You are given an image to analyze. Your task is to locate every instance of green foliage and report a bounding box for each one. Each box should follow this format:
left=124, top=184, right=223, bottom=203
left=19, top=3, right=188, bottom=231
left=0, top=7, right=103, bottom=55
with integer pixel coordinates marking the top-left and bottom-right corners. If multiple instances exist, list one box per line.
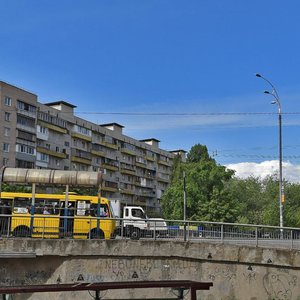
left=162, top=143, right=300, bottom=227
left=161, top=144, right=237, bottom=222
left=187, top=144, right=215, bottom=163
left=1, top=184, right=32, bottom=193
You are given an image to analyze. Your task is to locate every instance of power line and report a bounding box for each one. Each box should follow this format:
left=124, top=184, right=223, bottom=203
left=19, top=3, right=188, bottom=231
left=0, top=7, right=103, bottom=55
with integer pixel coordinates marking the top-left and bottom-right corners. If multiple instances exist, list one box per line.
left=12, top=108, right=300, bottom=116
left=74, top=111, right=300, bottom=116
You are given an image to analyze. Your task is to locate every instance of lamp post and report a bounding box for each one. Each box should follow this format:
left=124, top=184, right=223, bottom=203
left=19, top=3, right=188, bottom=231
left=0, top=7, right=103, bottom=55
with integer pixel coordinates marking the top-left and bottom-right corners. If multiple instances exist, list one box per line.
left=256, top=73, right=284, bottom=229
left=183, top=171, right=186, bottom=222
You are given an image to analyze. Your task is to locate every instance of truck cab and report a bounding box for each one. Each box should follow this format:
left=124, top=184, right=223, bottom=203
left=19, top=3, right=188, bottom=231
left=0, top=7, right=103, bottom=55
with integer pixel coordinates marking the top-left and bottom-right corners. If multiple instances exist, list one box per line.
left=120, top=206, right=168, bottom=240
left=122, top=206, right=149, bottom=239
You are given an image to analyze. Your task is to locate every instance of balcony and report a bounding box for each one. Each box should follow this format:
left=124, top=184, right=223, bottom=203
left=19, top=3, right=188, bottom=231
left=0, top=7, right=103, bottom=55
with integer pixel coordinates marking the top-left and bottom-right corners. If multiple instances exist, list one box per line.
left=71, top=132, right=92, bottom=142
left=36, top=160, right=48, bottom=168
left=121, top=148, right=136, bottom=156
left=136, top=189, right=155, bottom=198
left=38, top=121, right=67, bottom=134
left=91, top=149, right=106, bottom=157
left=17, top=108, right=36, bottom=119
left=36, top=131, right=49, bottom=141
left=120, top=162, right=136, bottom=175
left=102, top=181, right=118, bottom=192
left=98, top=141, right=118, bottom=150
left=71, top=156, right=91, bottom=165
left=157, top=159, right=170, bottom=167
left=36, top=146, right=67, bottom=159
left=134, top=178, right=141, bottom=186
left=16, top=123, right=36, bottom=134
left=102, top=163, right=119, bottom=171
left=120, top=188, right=135, bottom=195
left=121, top=169, right=136, bottom=176
left=145, top=155, right=155, bottom=162
left=157, top=175, right=170, bottom=183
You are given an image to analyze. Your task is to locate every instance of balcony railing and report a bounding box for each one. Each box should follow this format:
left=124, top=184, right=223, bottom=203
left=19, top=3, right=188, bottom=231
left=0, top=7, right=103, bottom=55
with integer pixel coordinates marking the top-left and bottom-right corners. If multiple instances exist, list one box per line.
left=37, top=147, right=67, bottom=159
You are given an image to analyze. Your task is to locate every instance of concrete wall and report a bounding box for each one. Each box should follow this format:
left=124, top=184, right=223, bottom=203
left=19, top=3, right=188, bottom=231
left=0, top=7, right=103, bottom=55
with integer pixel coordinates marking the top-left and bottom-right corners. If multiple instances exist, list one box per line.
left=1, top=239, right=300, bottom=299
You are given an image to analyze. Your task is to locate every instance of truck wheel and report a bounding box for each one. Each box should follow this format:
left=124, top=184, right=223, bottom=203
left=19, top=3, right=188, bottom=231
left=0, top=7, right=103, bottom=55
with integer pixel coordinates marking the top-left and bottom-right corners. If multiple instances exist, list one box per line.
left=130, top=228, right=140, bottom=240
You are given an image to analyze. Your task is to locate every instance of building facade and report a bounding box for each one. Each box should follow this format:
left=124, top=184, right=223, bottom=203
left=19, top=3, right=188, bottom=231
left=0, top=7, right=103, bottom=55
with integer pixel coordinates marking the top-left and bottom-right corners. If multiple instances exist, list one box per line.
left=0, top=81, right=186, bottom=213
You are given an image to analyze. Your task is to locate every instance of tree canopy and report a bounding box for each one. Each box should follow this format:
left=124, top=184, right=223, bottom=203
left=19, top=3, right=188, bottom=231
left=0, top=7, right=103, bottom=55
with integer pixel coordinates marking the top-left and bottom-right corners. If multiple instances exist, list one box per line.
left=161, top=143, right=300, bottom=227
left=161, top=144, right=237, bottom=222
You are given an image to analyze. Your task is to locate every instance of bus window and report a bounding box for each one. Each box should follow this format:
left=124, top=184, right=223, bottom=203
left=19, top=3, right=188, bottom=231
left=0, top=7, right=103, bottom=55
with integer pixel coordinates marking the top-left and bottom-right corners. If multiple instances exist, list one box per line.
left=13, top=197, right=31, bottom=214
left=76, top=200, right=90, bottom=216
left=35, top=199, right=59, bottom=215
left=90, top=204, right=109, bottom=217
left=100, top=205, right=109, bottom=217
left=0, top=199, right=12, bottom=215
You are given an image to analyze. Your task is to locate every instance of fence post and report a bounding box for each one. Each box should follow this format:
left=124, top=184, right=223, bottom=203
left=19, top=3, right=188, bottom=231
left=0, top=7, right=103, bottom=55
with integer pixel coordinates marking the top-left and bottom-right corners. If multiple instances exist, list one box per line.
left=255, top=226, right=258, bottom=247
left=221, top=224, right=224, bottom=243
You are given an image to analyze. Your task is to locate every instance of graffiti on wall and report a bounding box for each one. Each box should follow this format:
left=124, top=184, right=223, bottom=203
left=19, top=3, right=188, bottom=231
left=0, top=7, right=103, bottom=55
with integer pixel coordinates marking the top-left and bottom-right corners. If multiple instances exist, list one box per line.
left=67, top=258, right=199, bottom=283
left=263, top=271, right=297, bottom=300
left=208, top=266, right=236, bottom=282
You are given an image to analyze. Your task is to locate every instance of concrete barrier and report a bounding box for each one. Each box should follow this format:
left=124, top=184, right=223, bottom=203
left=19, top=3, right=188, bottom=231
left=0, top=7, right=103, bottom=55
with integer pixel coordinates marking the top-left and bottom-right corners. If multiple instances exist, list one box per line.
left=1, top=239, right=300, bottom=299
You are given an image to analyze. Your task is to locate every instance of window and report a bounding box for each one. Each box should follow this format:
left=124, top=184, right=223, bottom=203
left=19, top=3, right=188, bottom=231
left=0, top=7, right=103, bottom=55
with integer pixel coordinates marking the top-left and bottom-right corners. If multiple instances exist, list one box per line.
left=2, top=158, right=9, bottom=166
left=34, top=199, right=59, bottom=215
left=73, top=125, right=91, bottom=136
left=16, top=144, right=35, bottom=155
left=4, top=127, right=10, bottom=137
left=38, top=125, right=48, bottom=134
left=38, top=111, right=67, bottom=128
left=13, top=197, right=31, bottom=214
left=37, top=152, right=49, bottom=162
left=3, top=143, right=10, bottom=152
left=4, top=96, right=11, bottom=106
left=17, top=115, right=35, bottom=128
left=15, top=160, right=34, bottom=168
left=4, top=112, right=10, bottom=121
left=17, top=100, right=36, bottom=113
left=131, top=208, right=146, bottom=219
left=17, top=130, right=35, bottom=142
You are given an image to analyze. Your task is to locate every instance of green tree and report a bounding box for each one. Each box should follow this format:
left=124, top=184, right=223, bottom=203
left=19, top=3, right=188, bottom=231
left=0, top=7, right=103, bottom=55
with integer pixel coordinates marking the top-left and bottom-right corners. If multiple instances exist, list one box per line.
left=163, top=143, right=300, bottom=226
left=228, top=176, right=265, bottom=224
left=186, top=144, right=215, bottom=163
left=279, top=181, right=300, bottom=227
left=0, top=183, right=31, bottom=193
left=161, top=145, right=237, bottom=222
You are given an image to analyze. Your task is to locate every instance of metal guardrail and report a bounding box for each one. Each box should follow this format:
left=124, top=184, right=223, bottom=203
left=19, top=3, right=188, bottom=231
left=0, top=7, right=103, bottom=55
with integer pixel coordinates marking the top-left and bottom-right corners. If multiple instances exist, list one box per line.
left=1, top=215, right=300, bottom=250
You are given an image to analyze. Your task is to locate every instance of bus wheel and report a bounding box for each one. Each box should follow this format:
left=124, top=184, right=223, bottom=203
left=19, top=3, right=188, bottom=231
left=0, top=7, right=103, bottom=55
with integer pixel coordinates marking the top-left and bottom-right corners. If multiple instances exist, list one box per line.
left=130, top=228, right=140, bottom=240
left=89, top=229, right=105, bottom=240
left=13, top=226, right=31, bottom=237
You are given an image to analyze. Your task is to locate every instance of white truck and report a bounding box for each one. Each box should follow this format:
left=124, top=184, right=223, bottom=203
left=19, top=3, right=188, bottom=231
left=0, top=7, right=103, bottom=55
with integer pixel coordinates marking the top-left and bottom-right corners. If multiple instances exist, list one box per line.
left=117, top=205, right=168, bottom=240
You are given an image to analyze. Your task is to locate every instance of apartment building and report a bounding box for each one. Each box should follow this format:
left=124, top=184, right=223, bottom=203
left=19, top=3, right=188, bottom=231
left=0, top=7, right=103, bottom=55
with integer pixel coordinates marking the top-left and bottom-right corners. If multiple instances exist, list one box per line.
left=0, top=81, right=186, bottom=213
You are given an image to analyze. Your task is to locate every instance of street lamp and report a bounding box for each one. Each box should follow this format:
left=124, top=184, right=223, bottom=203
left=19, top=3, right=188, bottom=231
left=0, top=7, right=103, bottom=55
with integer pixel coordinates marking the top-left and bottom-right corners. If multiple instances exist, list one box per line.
left=256, top=73, right=284, bottom=229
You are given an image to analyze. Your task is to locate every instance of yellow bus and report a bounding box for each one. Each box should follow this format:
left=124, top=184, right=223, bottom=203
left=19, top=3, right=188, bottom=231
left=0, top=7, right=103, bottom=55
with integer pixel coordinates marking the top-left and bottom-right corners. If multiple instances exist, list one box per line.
left=0, top=192, right=116, bottom=239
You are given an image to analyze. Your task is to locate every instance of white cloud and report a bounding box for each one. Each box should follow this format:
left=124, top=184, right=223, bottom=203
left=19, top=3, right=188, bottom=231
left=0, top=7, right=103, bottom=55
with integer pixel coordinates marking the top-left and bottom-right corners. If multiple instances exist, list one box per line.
left=226, top=160, right=300, bottom=183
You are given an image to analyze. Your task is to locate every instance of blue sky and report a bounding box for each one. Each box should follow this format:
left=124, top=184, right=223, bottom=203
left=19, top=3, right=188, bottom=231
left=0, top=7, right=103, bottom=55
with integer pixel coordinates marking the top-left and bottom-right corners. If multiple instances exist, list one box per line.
left=2, top=0, right=300, bottom=180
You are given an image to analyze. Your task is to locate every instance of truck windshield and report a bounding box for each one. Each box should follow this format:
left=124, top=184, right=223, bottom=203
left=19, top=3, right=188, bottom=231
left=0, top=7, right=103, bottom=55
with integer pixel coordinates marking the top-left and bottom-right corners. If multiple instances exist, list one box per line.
left=132, top=208, right=146, bottom=219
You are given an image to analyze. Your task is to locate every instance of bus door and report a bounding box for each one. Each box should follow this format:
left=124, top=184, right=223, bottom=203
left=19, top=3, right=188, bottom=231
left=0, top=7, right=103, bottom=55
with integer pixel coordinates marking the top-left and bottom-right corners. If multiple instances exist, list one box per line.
left=73, top=200, right=91, bottom=239
left=60, top=201, right=75, bottom=238
left=34, top=199, right=60, bottom=238
left=11, top=197, right=31, bottom=237
left=90, top=202, right=110, bottom=238
left=0, top=198, right=12, bottom=236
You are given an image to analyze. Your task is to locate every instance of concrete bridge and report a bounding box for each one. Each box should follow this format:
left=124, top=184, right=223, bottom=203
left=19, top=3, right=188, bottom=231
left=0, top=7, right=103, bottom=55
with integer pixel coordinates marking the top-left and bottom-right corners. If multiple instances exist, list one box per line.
left=1, top=238, right=300, bottom=300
